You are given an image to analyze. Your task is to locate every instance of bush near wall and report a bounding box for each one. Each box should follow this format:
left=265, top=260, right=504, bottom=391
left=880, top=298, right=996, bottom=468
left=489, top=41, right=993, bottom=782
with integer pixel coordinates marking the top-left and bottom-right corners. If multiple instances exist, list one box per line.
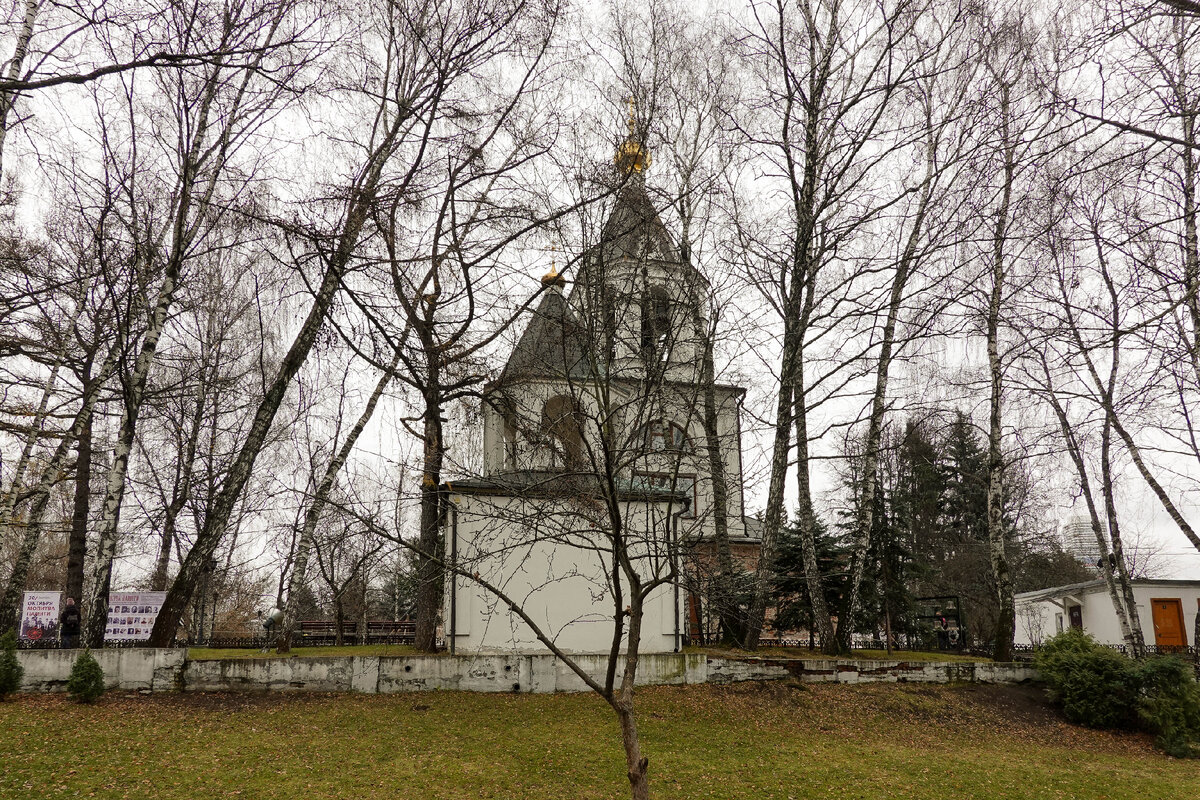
left=1035, top=629, right=1200, bottom=757
left=66, top=650, right=105, bottom=704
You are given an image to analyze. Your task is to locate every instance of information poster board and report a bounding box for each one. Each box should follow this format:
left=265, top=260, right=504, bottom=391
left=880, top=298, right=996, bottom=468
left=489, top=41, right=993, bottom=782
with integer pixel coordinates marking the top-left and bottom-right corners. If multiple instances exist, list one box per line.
left=19, top=591, right=61, bottom=641
left=105, top=591, right=167, bottom=642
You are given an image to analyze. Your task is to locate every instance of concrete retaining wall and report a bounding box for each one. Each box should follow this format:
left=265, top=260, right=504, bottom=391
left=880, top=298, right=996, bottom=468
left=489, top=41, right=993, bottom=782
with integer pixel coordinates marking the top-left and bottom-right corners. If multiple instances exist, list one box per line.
left=705, top=656, right=1038, bottom=685
left=17, top=648, right=186, bottom=693
left=15, top=649, right=1035, bottom=695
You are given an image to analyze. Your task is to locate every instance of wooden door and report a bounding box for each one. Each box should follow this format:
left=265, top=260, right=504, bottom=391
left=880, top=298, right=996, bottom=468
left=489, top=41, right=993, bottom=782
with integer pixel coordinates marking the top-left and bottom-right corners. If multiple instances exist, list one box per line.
left=1150, top=599, right=1187, bottom=649
left=1068, top=605, right=1082, bottom=630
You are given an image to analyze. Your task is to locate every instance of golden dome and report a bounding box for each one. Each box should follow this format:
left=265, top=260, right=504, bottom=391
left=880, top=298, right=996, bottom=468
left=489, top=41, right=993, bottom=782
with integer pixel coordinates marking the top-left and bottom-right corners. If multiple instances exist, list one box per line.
left=615, top=97, right=650, bottom=174
left=615, top=137, right=650, bottom=173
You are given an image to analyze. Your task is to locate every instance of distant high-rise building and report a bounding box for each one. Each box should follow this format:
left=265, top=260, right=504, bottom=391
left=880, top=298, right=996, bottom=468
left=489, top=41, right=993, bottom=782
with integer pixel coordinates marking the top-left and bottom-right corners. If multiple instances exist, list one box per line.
left=1061, top=516, right=1103, bottom=568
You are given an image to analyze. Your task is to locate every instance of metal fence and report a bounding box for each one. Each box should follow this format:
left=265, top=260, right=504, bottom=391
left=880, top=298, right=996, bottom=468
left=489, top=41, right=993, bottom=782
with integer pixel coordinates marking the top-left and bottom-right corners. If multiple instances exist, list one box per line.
left=757, top=637, right=985, bottom=656
left=16, top=633, right=436, bottom=650
left=755, top=637, right=1197, bottom=661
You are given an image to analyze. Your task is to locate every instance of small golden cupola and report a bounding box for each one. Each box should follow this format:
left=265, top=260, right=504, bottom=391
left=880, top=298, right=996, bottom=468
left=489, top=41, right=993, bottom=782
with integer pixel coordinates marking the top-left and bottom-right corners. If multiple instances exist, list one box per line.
left=542, top=246, right=566, bottom=288
left=614, top=98, right=651, bottom=175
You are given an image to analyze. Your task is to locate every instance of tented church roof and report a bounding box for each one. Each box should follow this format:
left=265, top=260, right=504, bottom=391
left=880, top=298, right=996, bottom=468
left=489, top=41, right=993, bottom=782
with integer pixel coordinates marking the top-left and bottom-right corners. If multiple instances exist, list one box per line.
left=498, top=285, right=591, bottom=383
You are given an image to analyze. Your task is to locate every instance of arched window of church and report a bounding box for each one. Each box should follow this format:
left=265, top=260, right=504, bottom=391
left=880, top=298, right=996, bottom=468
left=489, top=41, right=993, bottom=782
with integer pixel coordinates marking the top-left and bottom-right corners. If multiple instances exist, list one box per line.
left=602, top=283, right=618, bottom=362
left=641, top=420, right=691, bottom=453
left=640, top=287, right=670, bottom=361
left=541, top=395, right=585, bottom=469
left=501, top=417, right=519, bottom=469
left=491, top=395, right=520, bottom=470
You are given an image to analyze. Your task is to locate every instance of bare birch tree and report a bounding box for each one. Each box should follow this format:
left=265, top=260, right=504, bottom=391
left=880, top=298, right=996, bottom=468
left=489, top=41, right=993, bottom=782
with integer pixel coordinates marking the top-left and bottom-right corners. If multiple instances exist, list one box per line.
left=149, top=0, right=566, bottom=646
left=733, top=0, right=954, bottom=652
left=82, top=0, right=314, bottom=645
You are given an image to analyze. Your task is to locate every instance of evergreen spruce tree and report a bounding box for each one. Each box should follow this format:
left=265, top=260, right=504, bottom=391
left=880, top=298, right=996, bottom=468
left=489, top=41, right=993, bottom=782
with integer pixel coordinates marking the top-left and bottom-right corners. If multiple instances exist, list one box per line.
left=942, top=410, right=990, bottom=547
left=66, top=649, right=105, bottom=703
left=0, top=629, right=22, bottom=699
left=771, top=516, right=844, bottom=647
left=867, top=482, right=915, bottom=646
left=892, top=419, right=945, bottom=583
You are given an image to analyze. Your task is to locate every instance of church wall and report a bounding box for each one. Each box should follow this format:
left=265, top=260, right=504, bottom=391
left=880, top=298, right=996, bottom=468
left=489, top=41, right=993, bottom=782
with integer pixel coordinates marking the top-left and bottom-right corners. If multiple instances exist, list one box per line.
left=570, top=254, right=709, bottom=381
left=481, top=377, right=747, bottom=540
left=444, top=492, right=684, bottom=654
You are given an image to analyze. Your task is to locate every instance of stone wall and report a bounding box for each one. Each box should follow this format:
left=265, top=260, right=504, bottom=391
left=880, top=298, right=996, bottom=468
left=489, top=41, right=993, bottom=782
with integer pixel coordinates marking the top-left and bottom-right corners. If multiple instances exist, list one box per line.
left=16, top=648, right=186, bottom=693
left=15, top=649, right=1035, bottom=695
left=705, top=656, right=1038, bottom=685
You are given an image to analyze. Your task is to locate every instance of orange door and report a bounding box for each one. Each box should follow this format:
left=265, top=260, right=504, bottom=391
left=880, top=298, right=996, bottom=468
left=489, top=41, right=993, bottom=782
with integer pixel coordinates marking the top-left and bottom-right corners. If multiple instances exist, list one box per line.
left=1150, top=599, right=1187, bottom=648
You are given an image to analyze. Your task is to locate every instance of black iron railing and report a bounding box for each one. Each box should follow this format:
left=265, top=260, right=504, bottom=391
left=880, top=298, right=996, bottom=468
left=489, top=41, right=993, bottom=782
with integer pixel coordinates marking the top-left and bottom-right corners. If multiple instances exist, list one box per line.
left=751, top=637, right=1197, bottom=661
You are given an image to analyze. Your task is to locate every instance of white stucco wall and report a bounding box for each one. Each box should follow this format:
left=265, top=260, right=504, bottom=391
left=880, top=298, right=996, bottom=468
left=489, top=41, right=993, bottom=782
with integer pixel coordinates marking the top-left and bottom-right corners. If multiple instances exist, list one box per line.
left=444, top=492, right=684, bottom=654
left=1015, top=580, right=1200, bottom=647
left=481, top=377, right=747, bottom=541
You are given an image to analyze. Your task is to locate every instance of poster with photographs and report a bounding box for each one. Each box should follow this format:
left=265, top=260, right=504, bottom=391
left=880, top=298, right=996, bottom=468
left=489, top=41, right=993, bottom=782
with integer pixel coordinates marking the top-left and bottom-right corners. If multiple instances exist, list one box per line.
left=104, top=591, right=168, bottom=642
left=19, top=591, right=61, bottom=641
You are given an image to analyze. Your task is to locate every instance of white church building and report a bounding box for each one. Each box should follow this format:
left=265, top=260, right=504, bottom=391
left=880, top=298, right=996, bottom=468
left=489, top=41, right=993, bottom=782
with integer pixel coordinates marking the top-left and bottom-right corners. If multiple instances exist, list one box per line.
left=440, top=138, right=756, bottom=654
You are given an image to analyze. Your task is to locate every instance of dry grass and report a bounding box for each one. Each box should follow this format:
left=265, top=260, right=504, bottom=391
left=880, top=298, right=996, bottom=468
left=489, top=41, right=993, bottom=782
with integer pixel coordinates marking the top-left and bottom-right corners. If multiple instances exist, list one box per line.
left=1, top=682, right=1194, bottom=799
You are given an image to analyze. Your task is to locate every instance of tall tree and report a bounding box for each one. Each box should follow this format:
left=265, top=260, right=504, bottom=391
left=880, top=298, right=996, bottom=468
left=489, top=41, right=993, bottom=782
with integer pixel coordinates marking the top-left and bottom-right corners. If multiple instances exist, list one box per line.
left=151, top=0, right=565, bottom=647
left=83, top=0, right=313, bottom=646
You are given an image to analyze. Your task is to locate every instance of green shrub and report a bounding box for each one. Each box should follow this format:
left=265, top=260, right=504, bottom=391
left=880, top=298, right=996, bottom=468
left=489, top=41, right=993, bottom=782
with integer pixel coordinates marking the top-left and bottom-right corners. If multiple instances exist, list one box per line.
left=1036, top=627, right=1099, bottom=659
left=66, top=649, right=105, bottom=704
left=0, top=629, right=22, bottom=699
left=1136, top=656, right=1200, bottom=758
left=1036, top=630, right=1200, bottom=757
left=1035, top=629, right=1140, bottom=729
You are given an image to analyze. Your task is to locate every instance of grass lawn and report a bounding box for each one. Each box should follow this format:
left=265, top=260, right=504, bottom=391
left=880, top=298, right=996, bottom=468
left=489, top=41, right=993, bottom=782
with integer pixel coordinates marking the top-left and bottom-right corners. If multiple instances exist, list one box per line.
left=696, top=645, right=990, bottom=663
left=2, top=682, right=1194, bottom=800
left=187, top=644, right=425, bottom=660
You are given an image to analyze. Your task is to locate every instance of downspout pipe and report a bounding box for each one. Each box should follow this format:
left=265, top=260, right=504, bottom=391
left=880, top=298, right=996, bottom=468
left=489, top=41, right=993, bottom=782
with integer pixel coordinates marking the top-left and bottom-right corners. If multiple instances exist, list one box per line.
left=438, top=483, right=459, bottom=656
left=447, top=493, right=458, bottom=656
left=671, top=498, right=691, bottom=653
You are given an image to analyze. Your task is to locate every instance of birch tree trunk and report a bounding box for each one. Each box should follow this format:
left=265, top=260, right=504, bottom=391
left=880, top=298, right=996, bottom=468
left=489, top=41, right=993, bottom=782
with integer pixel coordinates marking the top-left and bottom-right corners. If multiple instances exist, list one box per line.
left=64, top=377, right=92, bottom=604
left=0, top=346, right=115, bottom=630
left=149, top=374, right=211, bottom=592
left=838, top=163, right=934, bottom=652
left=0, top=345, right=64, bottom=546
left=1036, top=350, right=1134, bottom=649
left=699, top=328, right=738, bottom=642
left=414, top=369, right=445, bottom=652
left=788, top=371, right=835, bottom=654
left=0, top=0, right=39, bottom=177
left=82, top=36, right=253, bottom=645
left=985, top=81, right=1016, bottom=663
left=1092, top=243, right=1148, bottom=654
left=83, top=238, right=196, bottom=646
left=1062, top=268, right=1200, bottom=555
left=743, top=0, right=836, bottom=649
left=148, top=97, right=405, bottom=645
left=1175, top=31, right=1200, bottom=406
left=1100, top=416, right=1145, bottom=654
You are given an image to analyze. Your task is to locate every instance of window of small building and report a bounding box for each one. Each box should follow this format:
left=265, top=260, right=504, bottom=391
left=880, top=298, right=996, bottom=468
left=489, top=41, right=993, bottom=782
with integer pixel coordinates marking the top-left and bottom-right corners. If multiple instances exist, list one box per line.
left=501, top=417, right=519, bottom=469
left=491, top=396, right=521, bottom=470
left=602, top=283, right=618, bottom=362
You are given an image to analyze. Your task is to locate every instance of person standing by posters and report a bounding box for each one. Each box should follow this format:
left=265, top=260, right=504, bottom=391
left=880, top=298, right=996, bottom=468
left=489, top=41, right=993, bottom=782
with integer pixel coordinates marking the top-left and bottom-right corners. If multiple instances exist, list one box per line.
left=60, top=598, right=81, bottom=649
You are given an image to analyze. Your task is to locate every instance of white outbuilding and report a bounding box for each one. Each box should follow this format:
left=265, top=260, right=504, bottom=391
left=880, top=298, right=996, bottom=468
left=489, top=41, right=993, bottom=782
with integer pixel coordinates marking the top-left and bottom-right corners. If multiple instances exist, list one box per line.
left=1015, top=578, right=1199, bottom=651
